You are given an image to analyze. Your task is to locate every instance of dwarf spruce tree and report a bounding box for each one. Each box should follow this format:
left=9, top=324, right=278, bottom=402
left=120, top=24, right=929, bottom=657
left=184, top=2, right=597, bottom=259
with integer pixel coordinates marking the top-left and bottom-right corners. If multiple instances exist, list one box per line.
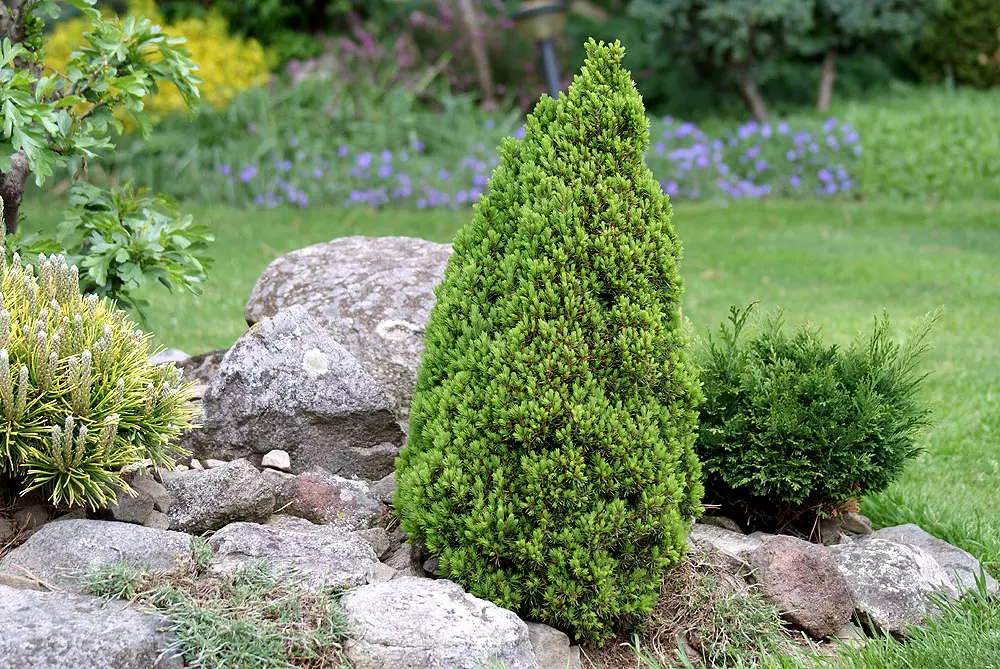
left=395, top=40, right=703, bottom=644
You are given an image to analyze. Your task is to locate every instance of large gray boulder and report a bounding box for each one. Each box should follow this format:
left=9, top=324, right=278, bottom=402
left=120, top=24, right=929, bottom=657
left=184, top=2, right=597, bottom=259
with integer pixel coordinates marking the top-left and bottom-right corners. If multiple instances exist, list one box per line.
left=873, top=524, right=999, bottom=595
left=0, top=585, right=182, bottom=668
left=208, top=516, right=380, bottom=588
left=749, top=535, right=853, bottom=639
left=244, top=236, right=452, bottom=426
left=191, top=306, right=404, bottom=479
left=830, top=537, right=958, bottom=636
left=0, top=519, right=191, bottom=592
left=340, top=577, right=537, bottom=669
left=163, top=458, right=275, bottom=534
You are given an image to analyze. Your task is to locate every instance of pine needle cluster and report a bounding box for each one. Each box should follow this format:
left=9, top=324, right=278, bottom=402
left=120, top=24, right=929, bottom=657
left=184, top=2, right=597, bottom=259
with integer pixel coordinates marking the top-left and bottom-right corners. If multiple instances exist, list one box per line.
left=0, top=200, right=197, bottom=509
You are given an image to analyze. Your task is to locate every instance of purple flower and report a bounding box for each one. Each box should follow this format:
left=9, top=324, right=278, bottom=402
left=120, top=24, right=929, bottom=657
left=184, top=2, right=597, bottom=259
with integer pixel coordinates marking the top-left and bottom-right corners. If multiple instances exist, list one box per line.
left=289, top=137, right=299, bottom=148
left=853, top=145, right=863, bottom=157
left=761, top=124, right=772, bottom=138
left=661, top=115, right=673, bottom=125
left=484, top=119, right=495, bottom=130
left=313, top=167, right=323, bottom=179
left=823, top=117, right=838, bottom=133
left=378, top=164, right=393, bottom=179
left=338, top=145, right=349, bottom=157
left=755, top=159, right=769, bottom=171
left=818, top=168, right=833, bottom=182
left=786, top=150, right=797, bottom=161
left=676, top=122, right=697, bottom=137
left=278, top=160, right=293, bottom=171
left=826, top=135, right=840, bottom=150
left=513, top=127, right=526, bottom=140
left=825, top=182, right=838, bottom=195
left=745, top=146, right=761, bottom=160
left=412, top=138, right=426, bottom=151
left=789, top=175, right=802, bottom=188
left=696, top=155, right=710, bottom=169
left=438, top=170, right=450, bottom=181
left=455, top=190, right=468, bottom=203
left=218, top=164, right=231, bottom=176
left=356, top=152, right=373, bottom=169
left=253, top=195, right=263, bottom=205
left=655, top=142, right=666, bottom=154
left=381, top=150, right=393, bottom=163
left=239, top=165, right=257, bottom=183
left=717, top=163, right=729, bottom=175
left=778, top=121, right=789, bottom=135
left=473, top=174, right=489, bottom=187
left=844, top=131, right=860, bottom=145
left=400, top=152, right=409, bottom=161
left=664, top=180, right=679, bottom=197
left=663, top=130, right=674, bottom=140
left=809, top=143, right=819, bottom=154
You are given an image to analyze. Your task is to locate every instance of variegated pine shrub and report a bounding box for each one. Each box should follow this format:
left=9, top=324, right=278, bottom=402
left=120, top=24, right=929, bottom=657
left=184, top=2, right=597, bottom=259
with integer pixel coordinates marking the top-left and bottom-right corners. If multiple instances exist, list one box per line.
left=0, top=200, right=197, bottom=509
left=395, top=40, right=703, bottom=644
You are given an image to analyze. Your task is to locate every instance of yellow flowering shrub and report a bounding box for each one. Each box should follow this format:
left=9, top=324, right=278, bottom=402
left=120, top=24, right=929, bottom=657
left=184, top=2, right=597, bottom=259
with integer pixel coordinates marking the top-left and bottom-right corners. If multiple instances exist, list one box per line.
left=45, top=0, right=270, bottom=124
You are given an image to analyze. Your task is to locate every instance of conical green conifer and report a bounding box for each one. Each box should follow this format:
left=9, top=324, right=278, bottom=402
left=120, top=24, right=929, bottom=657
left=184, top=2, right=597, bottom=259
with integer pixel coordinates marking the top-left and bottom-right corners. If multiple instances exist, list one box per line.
left=395, top=40, right=703, bottom=643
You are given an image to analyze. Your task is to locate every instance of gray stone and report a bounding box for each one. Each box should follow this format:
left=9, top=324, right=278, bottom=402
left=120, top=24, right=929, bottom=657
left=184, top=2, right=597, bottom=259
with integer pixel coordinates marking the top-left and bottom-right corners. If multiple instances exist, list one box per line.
left=385, top=544, right=428, bottom=579
left=0, top=518, right=15, bottom=542
left=189, top=458, right=204, bottom=471
left=143, top=511, right=172, bottom=531
left=203, top=458, right=228, bottom=469
left=0, top=585, right=182, bottom=668
left=190, top=306, right=405, bottom=479
left=367, top=562, right=398, bottom=583
left=423, top=556, right=440, bottom=575
left=132, top=475, right=172, bottom=513
left=749, top=535, right=853, bottom=639
left=841, top=512, right=873, bottom=535
left=163, top=459, right=275, bottom=534
left=262, top=449, right=292, bottom=472
left=527, top=622, right=581, bottom=669
left=178, top=348, right=227, bottom=386
left=208, top=515, right=379, bottom=588
left=280, top=470, right=388, bottom=530
left=370, top=470, right=397, bottom=506
left=52, top=509, right=88, bottom=522
left=104, top=488, right=155, bottom=525
left=13, top=504, right=49, bottom=530
left=873, top=524, right=998, bottom=595
left=341, top=577, right=536, bottom=669
left=244, top=236, right=453, bottom=426
left=818, top=517, right=845, bottom=545
left=0, top=519, right=191, bottom=592
left=355, top=526, right=392, bottom=560
left=688, top=523, right=767, bottom=564
left=698, top=515, right=743, bottom=533
left=830, top=537, right=958, bottom=636
left=149, top=348, right=190, bottom=366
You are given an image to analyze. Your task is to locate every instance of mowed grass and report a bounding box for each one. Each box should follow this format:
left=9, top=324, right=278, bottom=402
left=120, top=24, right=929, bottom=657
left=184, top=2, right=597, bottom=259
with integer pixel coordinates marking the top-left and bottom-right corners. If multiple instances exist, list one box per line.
left=21, top=197, right=1000, bottom=580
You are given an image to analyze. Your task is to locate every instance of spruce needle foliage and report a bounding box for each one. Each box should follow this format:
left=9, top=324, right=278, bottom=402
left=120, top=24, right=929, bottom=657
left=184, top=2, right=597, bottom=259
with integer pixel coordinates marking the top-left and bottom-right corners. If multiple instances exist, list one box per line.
left=696, top=304, right=937, bottom=531
left=395, top=40, right=703, bottom=644
left=0, top=200, right=197, bottom=509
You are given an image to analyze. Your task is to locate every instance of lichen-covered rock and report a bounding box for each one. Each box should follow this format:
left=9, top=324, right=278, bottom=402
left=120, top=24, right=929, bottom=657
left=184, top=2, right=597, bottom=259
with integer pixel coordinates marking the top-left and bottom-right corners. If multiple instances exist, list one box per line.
left=0, top=585, right=182, bottom=668
left=749, top=535, right=853, bottom=639
left=244, top=236, right=452, bottom=426
left=831, top=537, right=959, bottom=636
left=278, top=470, right=388, bottom=530
left=190, top=306, right=404, bottom=478
left=208, top=516, right=379, bottom=588
left=873, top=524, right=998, bottom=595
left=162, top=459, right=275, bottom=534
left=0, top=519, right=191, bottom=592
left=340, top=577, right=537, bottom=669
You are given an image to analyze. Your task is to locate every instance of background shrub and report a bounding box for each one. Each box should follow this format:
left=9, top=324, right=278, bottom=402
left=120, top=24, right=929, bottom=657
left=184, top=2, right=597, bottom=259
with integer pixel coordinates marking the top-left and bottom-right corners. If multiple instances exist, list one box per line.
left=395, top=40, right=703, bottom=643
left=914, top=0, right=1000, bottom=88
left=44, top=0, right=270, bottom=124
left=0, top=202, right=197, bottom=509
left=695, top=304, right=935, bottom=531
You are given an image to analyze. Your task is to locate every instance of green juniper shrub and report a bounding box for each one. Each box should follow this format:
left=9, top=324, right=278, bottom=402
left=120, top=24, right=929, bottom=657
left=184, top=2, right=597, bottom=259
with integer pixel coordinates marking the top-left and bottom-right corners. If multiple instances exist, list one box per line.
left=395, top=39, right=703, bottom=644
left=0, top=200, right=198, bottom=510
left=695, top=304, right=936, bottom=533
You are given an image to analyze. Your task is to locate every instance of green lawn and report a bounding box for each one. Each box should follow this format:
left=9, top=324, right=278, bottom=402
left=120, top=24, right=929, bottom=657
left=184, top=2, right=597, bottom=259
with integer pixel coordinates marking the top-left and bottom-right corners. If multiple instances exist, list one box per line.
left=22, top=197, right=1000, bottom=581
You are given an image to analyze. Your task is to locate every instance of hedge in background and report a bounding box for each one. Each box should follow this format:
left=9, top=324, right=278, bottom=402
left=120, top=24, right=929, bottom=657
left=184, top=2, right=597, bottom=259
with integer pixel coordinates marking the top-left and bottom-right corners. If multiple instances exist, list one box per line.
left=915, top=0, right=1000, bottom=89
left=695, top=304, right=935, bottom=531
left=45, top=0, right=269, bottom=124
left=395, top=40, right=703, bottom=643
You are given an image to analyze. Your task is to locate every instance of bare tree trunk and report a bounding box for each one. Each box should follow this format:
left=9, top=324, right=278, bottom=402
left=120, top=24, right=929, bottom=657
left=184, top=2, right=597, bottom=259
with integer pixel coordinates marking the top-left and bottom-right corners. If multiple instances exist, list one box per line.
left=1, top=0, right=29, bottom=235
left=736, top=71, right=768, bottom=124
left=817, top=48, right=837, bottom=112
left=455, top=0, right=496, bottom=110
